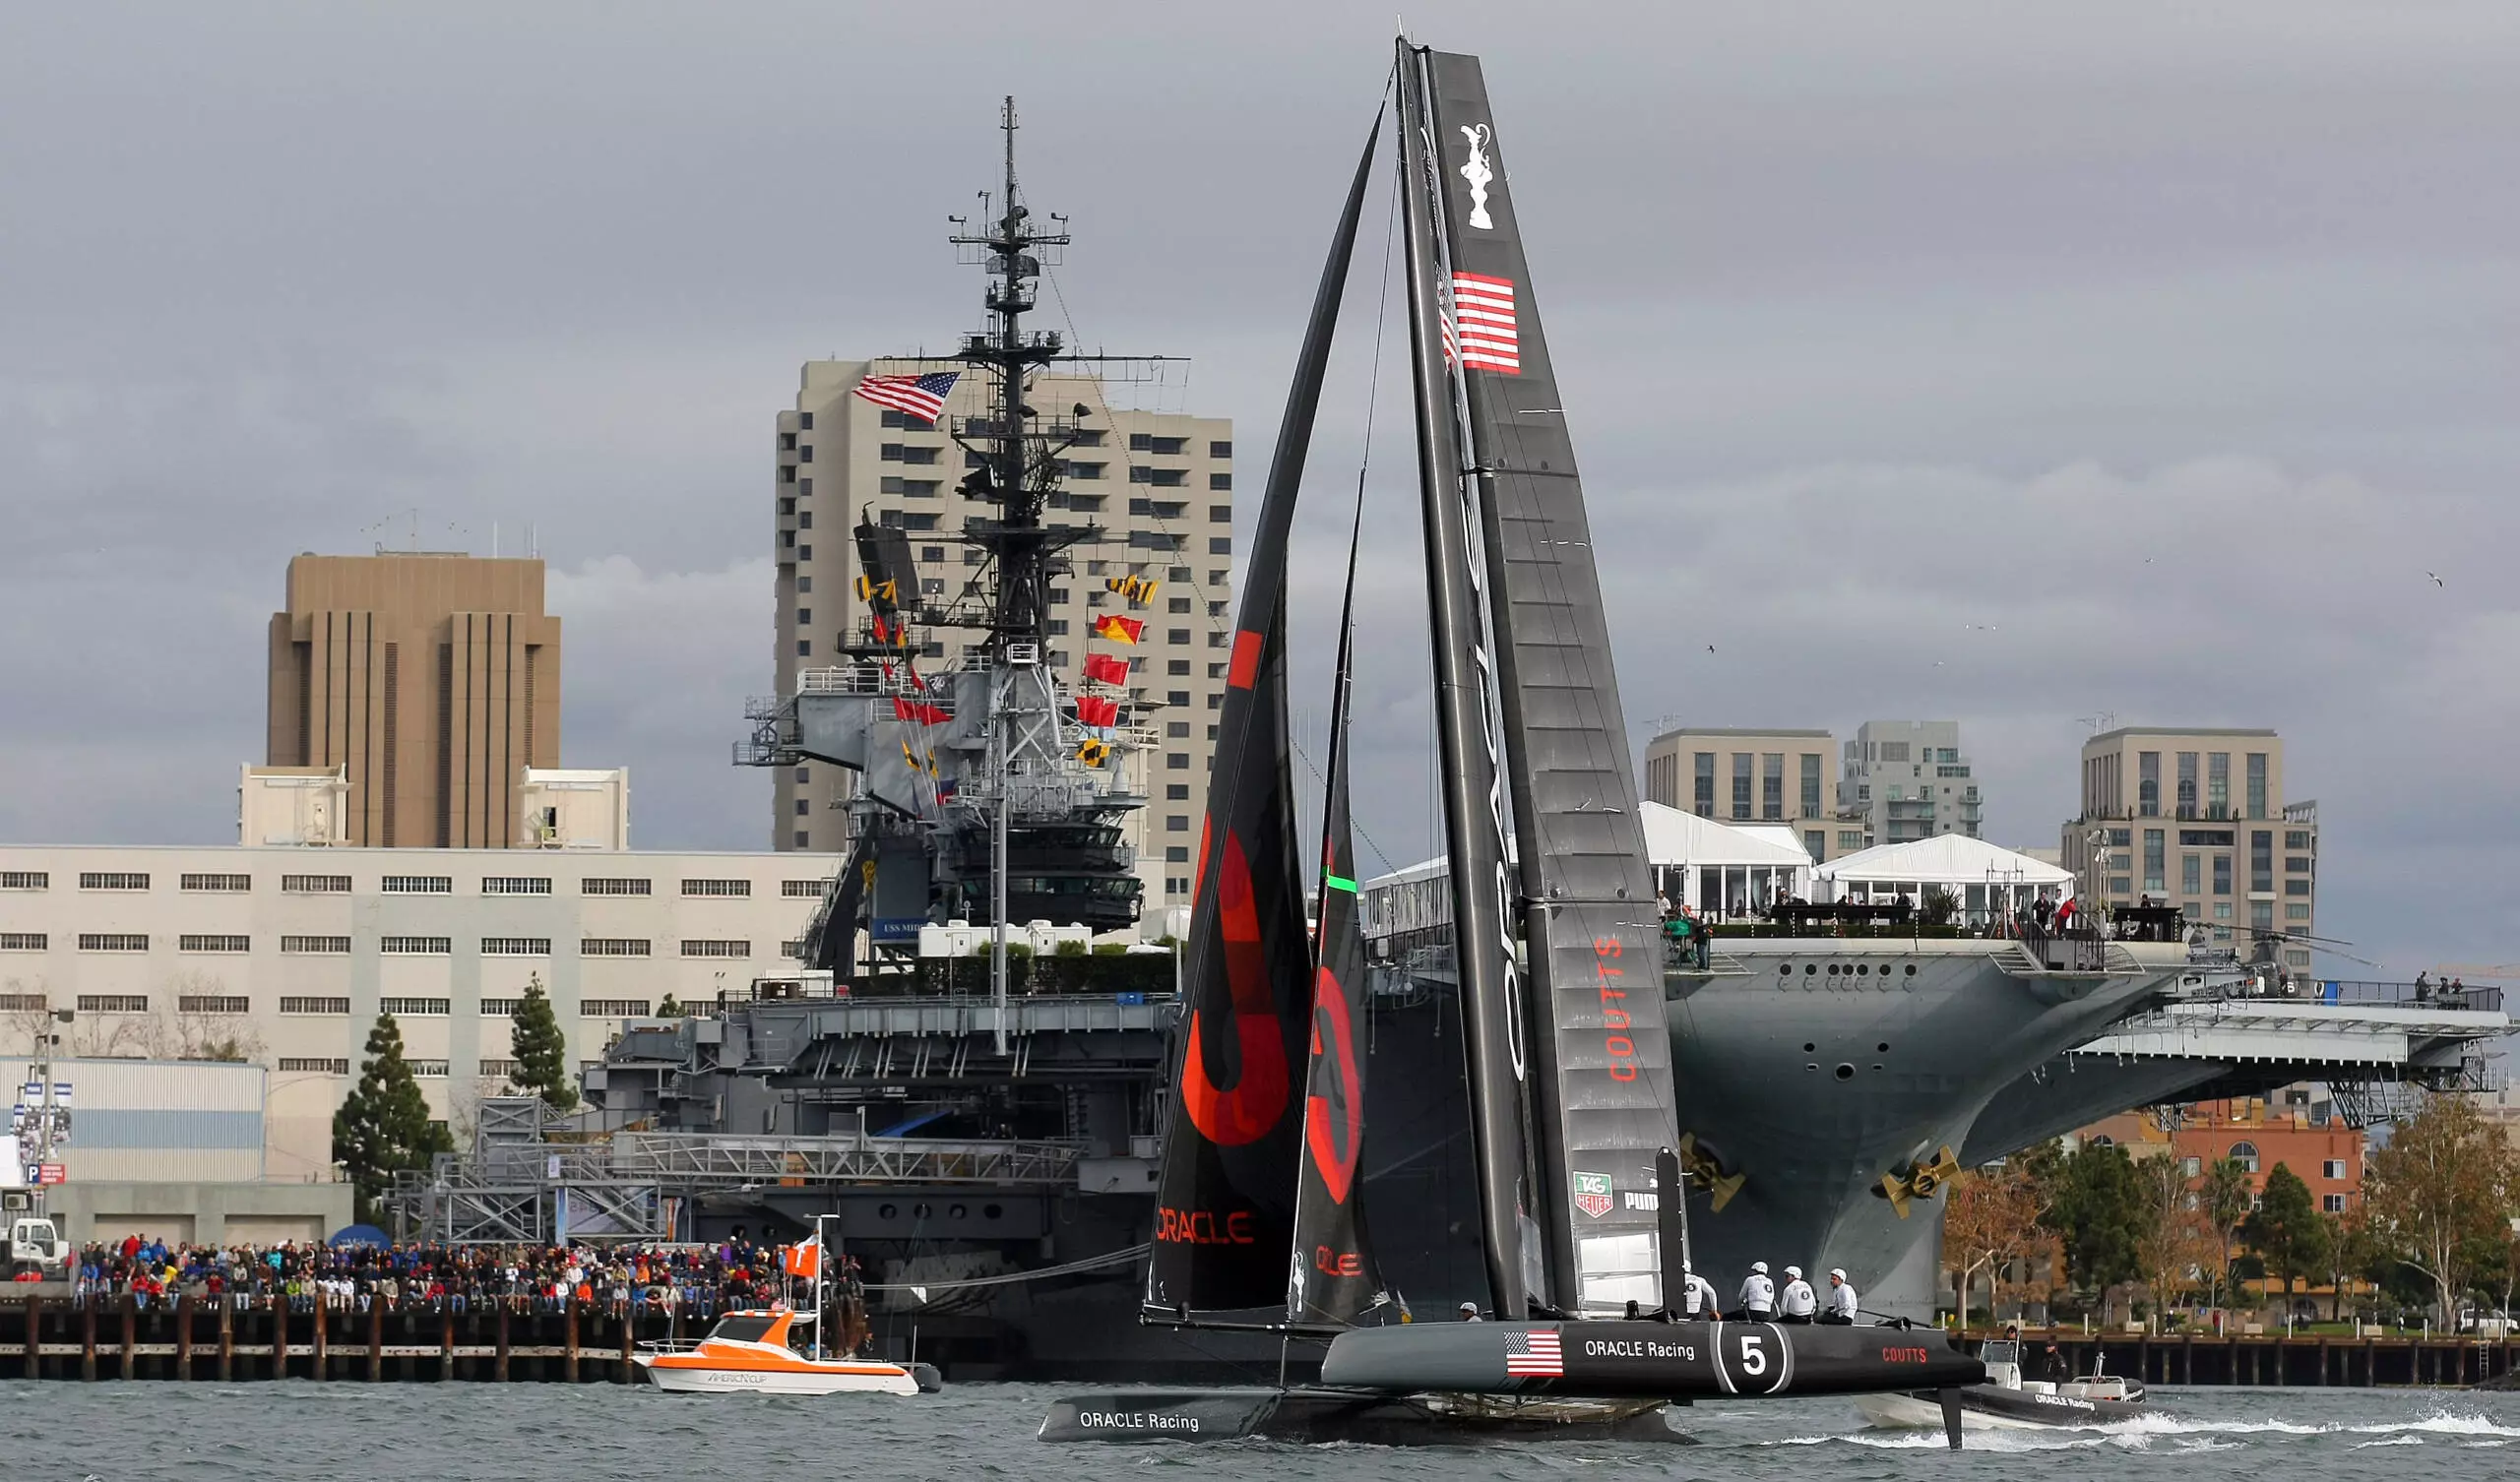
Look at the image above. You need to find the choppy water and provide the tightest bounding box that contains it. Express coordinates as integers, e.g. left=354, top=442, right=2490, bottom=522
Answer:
left=4, top=1382, right=2518, bottom=1480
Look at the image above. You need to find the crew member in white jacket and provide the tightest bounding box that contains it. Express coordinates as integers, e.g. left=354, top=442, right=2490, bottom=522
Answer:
left=1777, top=1265, right=1817, bottom=1324
left=1736, top=1261, right=1775, bottom=1319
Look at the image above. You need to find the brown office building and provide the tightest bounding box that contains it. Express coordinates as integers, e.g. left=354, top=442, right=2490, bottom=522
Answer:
left=266, top=553, right=561, bottom=847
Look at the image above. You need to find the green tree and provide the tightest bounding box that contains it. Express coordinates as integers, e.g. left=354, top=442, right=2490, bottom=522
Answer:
left=2046, top=1142, right=2146, bottom=1316
left=2362, top=1092, right=2519, bottom=1325
left=2240, top=1162, right=2330, bottom=1312
left=2199, top=1156, right=2257, bottom=1307
left=658, top=992, right=684, bottom=1019
left=509, top=973, right=579, bottom=1113
left=332, top=1013, right=453, bottom=1224
left=2322, top=1208, right=2381, bottom=1321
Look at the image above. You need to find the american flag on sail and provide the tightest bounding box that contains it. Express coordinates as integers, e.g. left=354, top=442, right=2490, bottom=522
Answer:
left=1443, top=273, right=1520, bottom=374
left=1502, top=1328, right=1563, bottom=1378
left=852, top=371, right=960, bottom=423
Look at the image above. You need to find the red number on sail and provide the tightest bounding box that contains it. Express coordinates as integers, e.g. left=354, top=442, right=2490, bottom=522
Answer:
left=1304, top=964, right=1364, bottom=1204
left=1180, top=830, right=1292, bottom=1145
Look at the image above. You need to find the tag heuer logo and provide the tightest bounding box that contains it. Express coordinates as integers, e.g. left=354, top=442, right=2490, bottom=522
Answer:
left=1572, top=1172, right=1614, bottom=1219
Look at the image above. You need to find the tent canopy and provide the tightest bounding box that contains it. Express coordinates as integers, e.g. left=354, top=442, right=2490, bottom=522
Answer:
left=1817, top=834, right=2073, bottom=890
left=1638, top=802, right=1813, bottom=868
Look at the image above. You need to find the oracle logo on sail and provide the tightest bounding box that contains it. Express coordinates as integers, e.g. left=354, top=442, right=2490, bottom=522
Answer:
left=1313, top=1244, right=1364, bottom=1277
left=1156, top=1206, right=1258, bottom=1246
left=1593, top=936, right=1640, bottom=1081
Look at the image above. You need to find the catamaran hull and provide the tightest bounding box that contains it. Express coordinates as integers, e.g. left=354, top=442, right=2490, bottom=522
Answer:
left=634, top=1357, right=922, bottom=1395
left=1855, top=1386, right=2146, bottom=1431
left=1038, top=1387, right=1690, bottom=1445
left=1319, top=1319, right=1982, bottom=1399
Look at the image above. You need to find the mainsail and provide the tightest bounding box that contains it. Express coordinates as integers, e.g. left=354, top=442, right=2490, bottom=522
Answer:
left=1286, top=501, right=1390, bottom=1328
left=1144, top=117, right=1382, bottom=1318
left=1396, top=46, right=1539, bottom=1319
left=1409, top=44, right=1682, bottom=1313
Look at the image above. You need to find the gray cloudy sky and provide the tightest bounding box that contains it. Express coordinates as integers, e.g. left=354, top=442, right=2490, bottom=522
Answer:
left=4, top=3, right=2514, bottom=978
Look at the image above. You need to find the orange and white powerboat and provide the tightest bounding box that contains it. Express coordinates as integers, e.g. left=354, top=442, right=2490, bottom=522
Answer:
left=634, top=1307, right=927, bottom=1395
left=635, top=1222, right=939, bottom=1396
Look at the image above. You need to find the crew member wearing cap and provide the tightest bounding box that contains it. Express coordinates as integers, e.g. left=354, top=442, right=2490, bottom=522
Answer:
left=1736, top=1261, right=1775, bottom=1319
left=1458, top=1301, right=1482, bottom=1322
left=1820, top=1268, right=1859, bottom=1325
left=1777, top=1266, right=1817, bottom=1324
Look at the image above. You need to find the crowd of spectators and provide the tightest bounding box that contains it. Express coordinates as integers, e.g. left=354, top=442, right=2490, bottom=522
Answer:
left=66, top=1231, right=855, bottom=1314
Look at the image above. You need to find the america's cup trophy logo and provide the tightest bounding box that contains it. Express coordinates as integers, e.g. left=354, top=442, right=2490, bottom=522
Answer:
left=1459, top=124, right=1494, bottom=229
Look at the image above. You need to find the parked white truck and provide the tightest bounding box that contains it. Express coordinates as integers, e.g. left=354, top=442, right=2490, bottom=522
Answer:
left=2, top=1136, right=71, bottom=1279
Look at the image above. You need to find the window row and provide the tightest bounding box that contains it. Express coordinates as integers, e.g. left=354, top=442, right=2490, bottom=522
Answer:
left=0, top=872, right=777, bottom=898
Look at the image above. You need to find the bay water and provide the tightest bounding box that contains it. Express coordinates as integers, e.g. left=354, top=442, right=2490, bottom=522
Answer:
left=4, top=1381, right=2516, bottom=1479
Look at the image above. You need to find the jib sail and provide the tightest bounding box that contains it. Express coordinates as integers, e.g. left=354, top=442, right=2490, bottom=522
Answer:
left=1286, top=500, right=1392, bottom=1328
left=1144, top=116, right=1382, bottom=1319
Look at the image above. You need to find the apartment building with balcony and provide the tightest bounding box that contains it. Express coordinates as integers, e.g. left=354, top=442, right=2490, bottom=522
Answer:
left=1836, top=720, right=1984, bottom=845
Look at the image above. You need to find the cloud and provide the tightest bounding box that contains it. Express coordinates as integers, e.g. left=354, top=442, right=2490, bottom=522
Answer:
left=2, top=1, right=2514, bottom=987
left=543, top=556, right=773, bottom=851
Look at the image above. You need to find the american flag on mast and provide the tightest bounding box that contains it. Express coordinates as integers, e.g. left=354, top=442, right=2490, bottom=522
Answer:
left=1442, top=273, right=1521, bottom=375
left=852, top=370, right=961, bottom=423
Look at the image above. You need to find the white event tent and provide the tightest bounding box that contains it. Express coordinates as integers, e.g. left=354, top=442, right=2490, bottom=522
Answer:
left=1356, top=801, right=1818, bottom=940
left=1815, top=835, right=2074, bottom=929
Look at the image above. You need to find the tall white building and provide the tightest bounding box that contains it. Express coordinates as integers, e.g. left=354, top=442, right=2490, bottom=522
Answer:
left=1837, top=720, right=1984, bottom=846
left=772, top=362, right=1233, bottom=914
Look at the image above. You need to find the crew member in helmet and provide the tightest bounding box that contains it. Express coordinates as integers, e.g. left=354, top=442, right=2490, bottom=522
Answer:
left=1457, top=1301, right=1482, bottom=1322
left=1820, top=1268, right=1859, bottom=1325
left=1679, top=1264, right=1720, bottom=1321
left=1736, top=1261, right=1775, bottom=1320
left=1778, top=1266, right=1817, bottom=1324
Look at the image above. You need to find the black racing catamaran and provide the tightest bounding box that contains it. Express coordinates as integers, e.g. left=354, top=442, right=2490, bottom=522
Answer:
left=1043, top=35, right=1982, bottom=1447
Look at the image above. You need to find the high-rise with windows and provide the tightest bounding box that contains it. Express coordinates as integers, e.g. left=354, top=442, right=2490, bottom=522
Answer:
left=2057, top=727, right=2316, bottom=971
left=266, top=553, right=561, bottom=849
left=771, top=360, right=1232, bottom=915
left=1639, top=727, right=1859, bottom=862
left=1837, top=720, right=1984, bottom=845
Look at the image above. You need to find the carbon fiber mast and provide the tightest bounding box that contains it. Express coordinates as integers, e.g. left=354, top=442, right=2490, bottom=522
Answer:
left=1396, top=38, right=1538, bottom=1320
left=1414, top=48, right=1682, bottom=1314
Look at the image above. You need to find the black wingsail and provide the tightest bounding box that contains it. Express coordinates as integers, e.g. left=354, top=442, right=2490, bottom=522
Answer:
left=1396, top=41, right=1538, bottom=1320
left=1144, top=115, right=1382, bottom=1320
left=1286, top=502, right=1391, bottom=1328
left=1418, top=48, right=1682, bottom=1314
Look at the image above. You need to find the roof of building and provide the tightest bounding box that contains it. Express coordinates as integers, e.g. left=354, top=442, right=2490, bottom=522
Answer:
left=2085, top=726, right=2279, bottom=745
left=1647, top=727, right=1832, bottom=741
left=1817, top=834, right=2073, bottom=887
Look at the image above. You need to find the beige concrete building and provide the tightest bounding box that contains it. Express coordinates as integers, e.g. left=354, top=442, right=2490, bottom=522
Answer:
left=2057, top=727, right=2317, bottom=970
left=773, top=362, right=1233, bottom=912
left=1640, top=727, right=1867, bottom=864
left=266, top=553, right=561, bottom=849
left=0, top=843, right=835, bottom=1125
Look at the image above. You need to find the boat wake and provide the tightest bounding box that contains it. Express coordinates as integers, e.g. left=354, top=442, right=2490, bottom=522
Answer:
left=1783, top=1404, right=2520, bottom=1452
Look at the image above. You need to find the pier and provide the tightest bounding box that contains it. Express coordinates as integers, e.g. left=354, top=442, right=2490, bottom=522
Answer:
left=0, top=1294, right=725, bottom=1383
left=1960, top=1328, right=2520, bottom=1388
